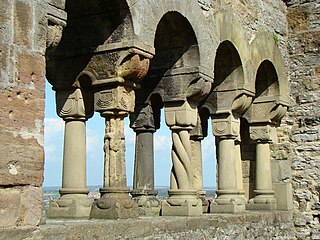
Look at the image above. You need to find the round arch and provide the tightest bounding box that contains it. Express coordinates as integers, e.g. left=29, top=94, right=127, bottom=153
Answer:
left=250, top=32, right=289, bottom=101
left=129, top=0, right=216, bottom=80
left=213, top=10, right=255, bottom=93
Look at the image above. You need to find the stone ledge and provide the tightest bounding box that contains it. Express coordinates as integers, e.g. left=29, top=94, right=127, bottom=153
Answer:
left=0, top=211, right=294, bottom=239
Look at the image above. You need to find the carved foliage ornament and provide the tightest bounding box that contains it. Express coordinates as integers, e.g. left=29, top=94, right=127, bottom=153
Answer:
left=249, top=125, right=276, bottom=142
left=116, top=53, right=150, bottom=83
left=232, top=94, right=253, bottom=115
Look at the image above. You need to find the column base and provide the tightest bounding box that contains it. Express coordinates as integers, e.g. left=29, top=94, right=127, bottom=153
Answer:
left=90, top=188, right=139, bottom=219
left=161, top=190, right=202, bottom=216
left=48, top=194, right=93, bottom=219
left=132, top=195, right=161, bottom=216
left=246, top=190, right=277, bottom=210
left=210, top=190, right=246, bottom=213
left=210, top=201, right=246, bottom=213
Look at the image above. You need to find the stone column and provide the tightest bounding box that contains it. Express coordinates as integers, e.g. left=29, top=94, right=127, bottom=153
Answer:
left=130, top=104, right=160, bottom=216
left=190, top=115, right=209, bottom=213
left=210, top=114, right=246, bottom=213
left=162, top=101, right=202, bottom=216
left=235, top=136, right=246, bottom=203
left=247, top=125, right=277, bottom=210
left=48, top=88, right=92, bottom=219
left=90, top=86, right=139, bottom=219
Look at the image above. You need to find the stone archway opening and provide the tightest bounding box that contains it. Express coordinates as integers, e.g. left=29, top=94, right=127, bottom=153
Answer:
left=130, top=11, right=209, bottom=216
left=255, top=60, right=280, bottom=98
left=44, top=0, right=139, bottom=219
left=205, top=39, right=251, bottom=213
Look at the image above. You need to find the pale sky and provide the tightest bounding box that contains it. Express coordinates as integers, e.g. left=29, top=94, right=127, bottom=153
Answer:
left=43, top=82, right=217, bottom=188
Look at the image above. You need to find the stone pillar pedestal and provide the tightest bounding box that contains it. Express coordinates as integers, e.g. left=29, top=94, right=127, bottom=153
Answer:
left=48, top=88, right=92, bottom=219
left=91, top=113, right=139, bottom=219
left=131, top=129, right=160, bottom=216
left=210, top=115, right=246, bottom=213
left=247, top=125, right=277, bottom=210
left=161, top=102, right=202, bottom=216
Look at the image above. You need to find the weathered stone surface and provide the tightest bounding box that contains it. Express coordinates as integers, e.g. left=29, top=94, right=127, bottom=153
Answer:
left=0, top=186, right=42, bottom=227
left=0, top=189, right=21, bottom=227
left=286, top=1, right=320, bottom=238
left=13, top=0, right=33, bottom=48
left=0, top=211, right=294, bottom=240
left=0, top=0, right=318, bottom=239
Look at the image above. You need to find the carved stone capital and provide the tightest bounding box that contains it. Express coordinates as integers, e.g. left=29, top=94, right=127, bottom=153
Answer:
left=245, top=96, right=289, bottom=124
left=130, top=105, right=155, bottom=132
left=211, top=114, right=240, bottom=138
left=203, top=88, right=254, bottom=116
left=164, top=101, right=197, bottom=129
left=94, top=86, right=135, bottom=115
left=232, top=93, right=253, bottom=116
left=249, top=125, right=277, bottom=143
left=56, top=88, right=87, bottom=121
left=186, top=77, right=212, bottom=104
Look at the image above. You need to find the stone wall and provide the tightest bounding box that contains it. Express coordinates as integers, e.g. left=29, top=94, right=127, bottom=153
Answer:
left=0, top=0, right=66, bottom=227
left=0, top=212, right=295, bottom=240
left=0, top=0, right=319, bottom=239
left=285, top=0, right=320, bottom=239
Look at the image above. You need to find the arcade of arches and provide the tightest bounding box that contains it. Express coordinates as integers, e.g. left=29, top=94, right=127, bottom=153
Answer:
left=45, top=1, right=290, bottom=219
left=6, top=1, right=320, bottom=237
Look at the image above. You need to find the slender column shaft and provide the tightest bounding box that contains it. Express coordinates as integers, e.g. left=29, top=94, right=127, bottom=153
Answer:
left=103, top=115, right=126, bottom=189
left=255, top=142, right=272, bottom=191
left=234, top=141, right=244, bottom=191
left=170, top=128, right=193, bottom=190
left=217, top=137, right=237, bottom=191
left=190, top=139, right=203, bottom=192
left=133, top=130, right=155, bottom=193
left=62, top=120, right=87, bottom=191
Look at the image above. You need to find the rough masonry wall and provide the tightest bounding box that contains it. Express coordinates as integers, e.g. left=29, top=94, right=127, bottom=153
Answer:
left=285, top=1, right=320, bottom=239
left=0, top=0, right=66, bottom=227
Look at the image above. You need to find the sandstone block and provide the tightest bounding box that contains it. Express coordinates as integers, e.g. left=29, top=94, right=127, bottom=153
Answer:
left=0, top=131, right=44, bottom=186
left=20, top=186, right=43, bottom=226
left=16, top=51, right=45, bottom=90
left=0, top=188, right=21, bottom=227
left=0, top=0, right=13, bottom=44
left=13, top=0, right=33, bottom=47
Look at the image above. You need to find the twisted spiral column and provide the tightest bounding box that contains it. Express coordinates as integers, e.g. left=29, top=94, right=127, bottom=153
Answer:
left=170, top=127, right=194, bottom=190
